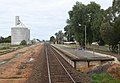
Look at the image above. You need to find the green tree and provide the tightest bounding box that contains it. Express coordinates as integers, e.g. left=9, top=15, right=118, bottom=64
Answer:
left=62, top=0, right=119, bottom=52
left=64, top=1, right=104, bottom=46
left=64, top=24, right=74, bottom=41
left=100, top=0, right=120, bottom=52
left=0, top=36, right=11, bottom=43
left=20, top=40, right=27, bottom=45
left=104, top=0, right=120, bottom=23
left=100, top=22, right=119, bottom=52
left=50, top=36, right=55, bottom=44
left=55, top=31, right=64, bottom=44
left=100, top=22, right=115, bottom=45
left=36, top=39, right=41, bottom=42
left=67, top=2, right=87, bottom=45
left=4, top=36, right=11, bottom=43
left=114, top=17, right=120, bottom=43
left=86, top=2, right=104, bottom=43
left=112, top=0, right=120, bottom=18
left=0, top=36, right=4, bottom=43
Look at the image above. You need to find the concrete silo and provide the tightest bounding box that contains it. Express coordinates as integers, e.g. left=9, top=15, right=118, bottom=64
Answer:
left=11, top=16, right=30, bottom=45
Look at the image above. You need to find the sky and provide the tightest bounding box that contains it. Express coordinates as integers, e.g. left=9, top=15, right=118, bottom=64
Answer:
left=0, top=0, right=113, bottom=40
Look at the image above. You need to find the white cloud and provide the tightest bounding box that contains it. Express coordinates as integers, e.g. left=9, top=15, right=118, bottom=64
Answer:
left=0, top=0, right=112, bottom=40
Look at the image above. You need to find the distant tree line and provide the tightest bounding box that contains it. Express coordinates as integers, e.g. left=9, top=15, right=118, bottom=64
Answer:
left=0, top=36, right=11, bottom=43
left=50, top=31, right=64, bottom=44
left=63, top=0, right=120, bottom=52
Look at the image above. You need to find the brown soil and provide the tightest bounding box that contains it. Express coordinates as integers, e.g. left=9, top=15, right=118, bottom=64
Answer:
left=0, top=43, right=43, bottom=83
left=107, top=63, right=120, bottom=79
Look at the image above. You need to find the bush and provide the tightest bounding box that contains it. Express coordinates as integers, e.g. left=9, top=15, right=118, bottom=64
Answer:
left=0, top=47, right=10, bottom=50
left=118, top=58, right=120, bottom=61
left=91, top=72, right=120, bottom=83
left=20, top=40, right=27, bottom=45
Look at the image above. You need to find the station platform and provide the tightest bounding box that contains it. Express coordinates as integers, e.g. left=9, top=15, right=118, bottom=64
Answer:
left=52, top=44, right=119, bottom=64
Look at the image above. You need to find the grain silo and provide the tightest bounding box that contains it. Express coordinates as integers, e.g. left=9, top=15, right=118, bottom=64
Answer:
left=11, top=16, right=30, bottom=45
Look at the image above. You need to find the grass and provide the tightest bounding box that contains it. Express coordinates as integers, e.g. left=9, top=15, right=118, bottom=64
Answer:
left=0, top=43, right=10, bottom=50
left=65, top=44, right=79, bottom=48
left=64, top=44, right=112, bottom=53
left=91, top=72, right=120, bottom=83
left=116, top=67, right=120, bottom=71
left=0, top=47, right=10, bottom=50
left=0, top=43, right=11, bottom=46
left=64, top=44, right=109, bottom=50
left=0, top=43, right=27, bottom=51
left=87, top=44, right=110, bottom=52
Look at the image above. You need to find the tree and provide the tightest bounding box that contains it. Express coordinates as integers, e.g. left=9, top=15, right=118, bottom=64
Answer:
left=50, top=36, right=55, bottom=44
left=55, top=31, right=64, bottom=44
left=67, top=2, right=87, bottom=45
left=86, top=2, right=104, bottom=43
left=62, top=0, right=120, bottom=52
left=0, top=36, right=11, bottom=43
left=112, top=0, right=120, bottom=19
left=104, top=0, right=120, bottom=23
left=4, top=36, right=11, bottom=43
left=114, top=17, right=120, bottom=43
left=100, top=22, right=119, bottom=52
left=36, top=39, right=41, bottom=42
left=0, top=36, right=4, bottom=43
left=100, top=0, right=120, bottom=52
left=100, top=22, right=115, bottom=44
left=64, top=1, right=104, bottom=46
left=64, top=24, right=74, bottom=42
left=20, top=40, right=27, bottom=45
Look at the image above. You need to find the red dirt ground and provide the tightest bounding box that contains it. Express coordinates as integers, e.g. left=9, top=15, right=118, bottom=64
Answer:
left=0, top=43, right=43, bottom=83
left=107, top=63, right=120, bottom=79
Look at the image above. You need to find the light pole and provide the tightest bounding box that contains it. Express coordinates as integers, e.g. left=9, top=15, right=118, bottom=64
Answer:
left=118, top=41, right=120, bottom=55
left=69, top=31, right=70, bottom=42
left=92, top=42, right=99, bottom=56
left=79, top=24, right=86, bottom=50
left=75, top=41, right=78, bottom=56
left=85, top=25, right=86, bottom=50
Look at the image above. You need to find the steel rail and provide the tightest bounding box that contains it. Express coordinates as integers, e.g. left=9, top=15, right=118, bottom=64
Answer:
left=50, top=46, right=76, bottom=83
left=45, top=46, right=52, bottom=83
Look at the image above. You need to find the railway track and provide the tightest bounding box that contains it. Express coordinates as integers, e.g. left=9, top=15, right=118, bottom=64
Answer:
left=45, top=44, right=91, bottom=83
left=45, top=44, right=76, bottom=83
left=27, top=44, right=91, bottom=83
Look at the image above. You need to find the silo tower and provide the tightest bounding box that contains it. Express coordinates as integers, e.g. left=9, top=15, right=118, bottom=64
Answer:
left=11, top=16, right=30, bottom=45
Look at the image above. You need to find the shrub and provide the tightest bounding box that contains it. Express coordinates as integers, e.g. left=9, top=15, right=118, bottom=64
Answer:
left=91, top=72, right=120, bottom=83
left=20, top=40, right=27, bottom=45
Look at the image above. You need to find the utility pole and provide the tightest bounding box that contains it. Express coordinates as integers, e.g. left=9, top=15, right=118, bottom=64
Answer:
left=118, top=42, right=120, bottom=55
left=85, top=25, right=86, bottom=51
left=78, top=24, right=87, bottom=50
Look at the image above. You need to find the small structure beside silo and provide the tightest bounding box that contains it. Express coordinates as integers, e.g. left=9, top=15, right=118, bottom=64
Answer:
left=11, top=16, right=30, bottom=45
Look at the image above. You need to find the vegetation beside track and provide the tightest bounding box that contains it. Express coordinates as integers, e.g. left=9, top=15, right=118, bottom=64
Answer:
left=0, top=43, right=31, bottom=55
left=91, top=72, right=120, bottom=83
